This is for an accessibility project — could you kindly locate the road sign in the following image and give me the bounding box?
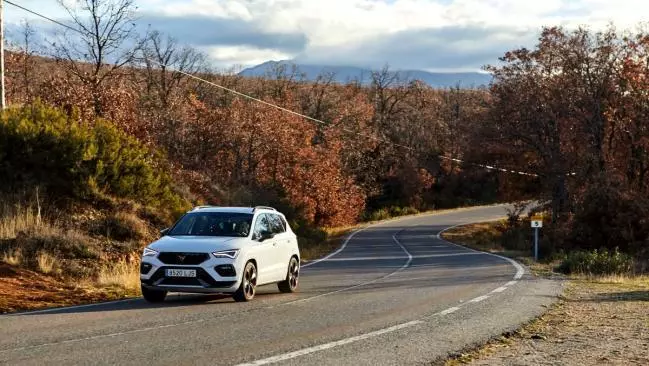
[531,220,543,228]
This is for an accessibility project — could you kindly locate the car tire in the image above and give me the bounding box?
[233,261,257,302]
[278,257,299,293]
[141,285,167,303]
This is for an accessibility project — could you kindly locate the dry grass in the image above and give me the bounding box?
[577,274,649,286]
[441,220,507,252]
[0,264,135,313]
[1,248,22,266]
[448,280,649,366]
[36,251,57,274]
[0,205,46,239]
[97,257,140,294]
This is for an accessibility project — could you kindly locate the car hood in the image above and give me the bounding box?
[148,236,245,253]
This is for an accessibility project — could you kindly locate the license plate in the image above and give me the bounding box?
[166,269,196,277]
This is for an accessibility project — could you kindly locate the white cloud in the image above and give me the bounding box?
[6,0,649,70]
[201,45,293,68]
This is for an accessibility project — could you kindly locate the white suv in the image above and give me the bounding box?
[140,206,300,302]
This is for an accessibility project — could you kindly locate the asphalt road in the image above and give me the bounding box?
[0,204,563,365]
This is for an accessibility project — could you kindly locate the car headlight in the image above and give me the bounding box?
[143,247,158,257]
[212,249,239,259]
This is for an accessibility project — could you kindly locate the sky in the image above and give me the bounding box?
[4,0,649,72]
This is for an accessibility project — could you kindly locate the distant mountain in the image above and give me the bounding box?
[239,61,492,88]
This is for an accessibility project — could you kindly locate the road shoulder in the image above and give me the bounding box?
[440,221,649,366]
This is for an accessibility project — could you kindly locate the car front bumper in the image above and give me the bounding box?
[140,254,242,293]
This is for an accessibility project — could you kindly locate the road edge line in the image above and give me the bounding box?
[435,219,526,280]
[301,203,513,268]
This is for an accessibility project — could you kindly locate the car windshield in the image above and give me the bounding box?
[168,212,253,237]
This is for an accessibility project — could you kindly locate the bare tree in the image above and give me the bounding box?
[140,30,206,109]
[264,62,305,99]
[370,64,412,134]
[53,0,139,116]
[7,20,39,103]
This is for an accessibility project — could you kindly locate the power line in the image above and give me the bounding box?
[4,0,82,34]
[4,0,542,177]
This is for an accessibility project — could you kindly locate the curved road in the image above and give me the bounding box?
[0,204,562,365]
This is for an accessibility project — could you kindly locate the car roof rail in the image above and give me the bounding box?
[192,205,217,211]
[253,206,276,212]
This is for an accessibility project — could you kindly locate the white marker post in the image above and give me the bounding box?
[530,214,543,261]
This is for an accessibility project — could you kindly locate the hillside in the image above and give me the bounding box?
[239,60,493,88]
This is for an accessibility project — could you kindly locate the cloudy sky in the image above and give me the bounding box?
[4,0,649,72]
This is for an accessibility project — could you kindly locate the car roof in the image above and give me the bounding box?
[188,206,282,215]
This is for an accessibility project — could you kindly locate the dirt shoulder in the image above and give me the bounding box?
[442,222,649,366]
[0,264,135,313]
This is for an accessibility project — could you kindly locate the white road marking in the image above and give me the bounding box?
[301,204,512,269]
[435,220,526,280]
[440,307,461,315]
[235,320,424,366]
[301,220,388,268]
[313,252,480,262]
[239,214,530,366]
[282,231,413,305]
[469,295,490,303]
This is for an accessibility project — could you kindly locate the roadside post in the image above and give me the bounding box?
[531,214,543,261]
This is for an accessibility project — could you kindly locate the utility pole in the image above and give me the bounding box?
[0,0,5,110]
[531,214,543,261]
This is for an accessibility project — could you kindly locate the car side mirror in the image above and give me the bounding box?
[258,230,274,242]
[160,228,170,236]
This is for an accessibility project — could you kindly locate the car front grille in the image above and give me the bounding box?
[160,277,203,286]
[157,252,209,265]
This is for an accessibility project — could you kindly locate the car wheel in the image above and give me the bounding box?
[233,261,257,302]
[278,257,299,293]
[141,285,167,303]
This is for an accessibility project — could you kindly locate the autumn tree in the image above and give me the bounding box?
[485,27,595,222]
[53,0,139,116]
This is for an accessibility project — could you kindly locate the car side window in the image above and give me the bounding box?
[253,214,270,240]
[268,214,285,234]
[278,215,288,232]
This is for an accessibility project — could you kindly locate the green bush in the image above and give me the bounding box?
[92,212,150,242]
[362,206,419,222]
[0,103,189,213]
[367,208,391,222]
[400,206,420,216]
[557,248,634,275]
[388,206,403,217]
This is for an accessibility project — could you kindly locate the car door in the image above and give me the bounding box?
[268,213,290,280]
[250,214,278,285]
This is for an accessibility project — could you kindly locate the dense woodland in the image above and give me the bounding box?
[1,0,648,262]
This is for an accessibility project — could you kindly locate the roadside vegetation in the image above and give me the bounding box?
[1,0,648,313]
